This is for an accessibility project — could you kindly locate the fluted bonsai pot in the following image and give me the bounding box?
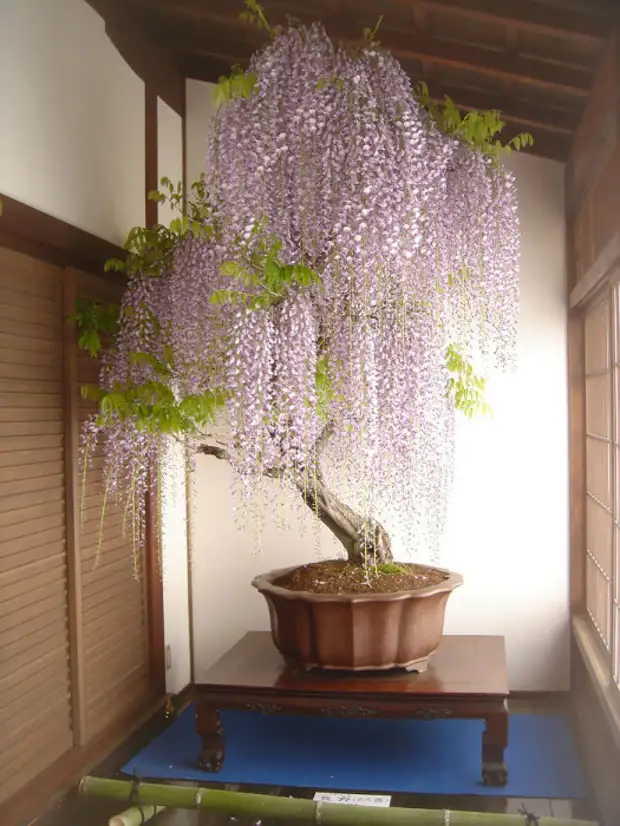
[252,563,463,672]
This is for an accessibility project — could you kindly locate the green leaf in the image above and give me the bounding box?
[264,259,281,284]
[104,257,126,273]
[129,351,171,377]
[293,263,320,287]
[445,344,491,418]
[74,298,120,357]
[414,84,521,159]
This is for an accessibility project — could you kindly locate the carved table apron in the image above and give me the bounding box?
[195,632,509,787]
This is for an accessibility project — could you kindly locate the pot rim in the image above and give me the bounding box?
[251,561,463,603]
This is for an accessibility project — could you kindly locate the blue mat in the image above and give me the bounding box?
[122,704,587,798]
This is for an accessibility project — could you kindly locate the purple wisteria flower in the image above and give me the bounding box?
[83,22,519,564]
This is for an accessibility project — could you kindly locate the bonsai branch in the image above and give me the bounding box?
[198,430,392,565]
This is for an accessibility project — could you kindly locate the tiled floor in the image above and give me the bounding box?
[28,697,598,826]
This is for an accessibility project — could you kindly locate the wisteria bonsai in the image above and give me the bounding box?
[77,4,529,591]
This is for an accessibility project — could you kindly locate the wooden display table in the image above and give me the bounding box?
[195,631,509,786]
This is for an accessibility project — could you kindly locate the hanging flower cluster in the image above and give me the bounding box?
[81,20,520,563]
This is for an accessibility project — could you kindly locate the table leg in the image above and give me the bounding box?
[482,703,508,786]
[196,704,225,772]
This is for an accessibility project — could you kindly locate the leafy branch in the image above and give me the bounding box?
[105,176,217,280]
[82,379,228,435]
[316,354,340,421]
[75,172,323,436]
[79,338,228,435]
[239,0,273,35]
[210,220,321,310]
[72,298,120,358]
[414,82,533,161]
[75,299,229,437]
[213,65,258,108]
[363,16,384,46]
[446,344,491,418]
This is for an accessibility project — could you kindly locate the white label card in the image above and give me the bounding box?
[313,792,391,807]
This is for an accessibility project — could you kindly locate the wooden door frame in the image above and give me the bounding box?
[143,84,168,694]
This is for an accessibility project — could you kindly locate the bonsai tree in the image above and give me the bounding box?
[77,5,529,586]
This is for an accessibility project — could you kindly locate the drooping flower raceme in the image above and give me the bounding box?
[83,23,519,563]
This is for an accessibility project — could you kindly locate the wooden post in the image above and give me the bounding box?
[568,310,586,612]
[63,266,87,746]
[145,86,158,228]
[144,84,166,695]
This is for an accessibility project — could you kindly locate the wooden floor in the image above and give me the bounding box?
[28,697,598,826]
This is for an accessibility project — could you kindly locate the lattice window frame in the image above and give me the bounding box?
[613,286,620,686]
[584,285,620,688]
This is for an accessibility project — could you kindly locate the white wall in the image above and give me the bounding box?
[185,79,219,188]
[0,0,144,246]
[441,153,569,690]
[161,439,192,695]
[186,80,569,690]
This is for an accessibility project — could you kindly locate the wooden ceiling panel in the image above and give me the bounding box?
[142,18,260,64]
[380,28,593,95]
[392,0,613,43]
[117,0,616,161]
[423,8,508,50]
[516,30,601,72]
[424,64,507,95]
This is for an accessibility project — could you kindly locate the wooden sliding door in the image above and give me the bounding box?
[0,250,158,806]
[72,268,150,742]
[0,248,74,801]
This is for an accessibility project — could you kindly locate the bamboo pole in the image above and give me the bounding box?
[109,804,165,826]
[80,776,599,826]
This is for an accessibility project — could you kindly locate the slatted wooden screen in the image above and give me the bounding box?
[0,248,74,803]
[73,269,150,741]
[0,252,155,806]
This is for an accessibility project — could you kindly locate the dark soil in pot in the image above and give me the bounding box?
[275,559,449,595]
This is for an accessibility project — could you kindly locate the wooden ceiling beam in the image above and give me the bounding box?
[127,0,611,43]
[177,49,579,148]
[377,28,592,96]
[171,28,582,133]
[127,0,612,50]
[128,0,306,25]
[394,0,611,44]
[177,52,231,81]
[161,13,593,98]
[127,1,600,93]
[85,0,185,115]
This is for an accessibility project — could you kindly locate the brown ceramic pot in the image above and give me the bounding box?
[252,563,463,672]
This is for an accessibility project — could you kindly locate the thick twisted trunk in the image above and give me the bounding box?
[296,473,392,564]
[198,433,392,565]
